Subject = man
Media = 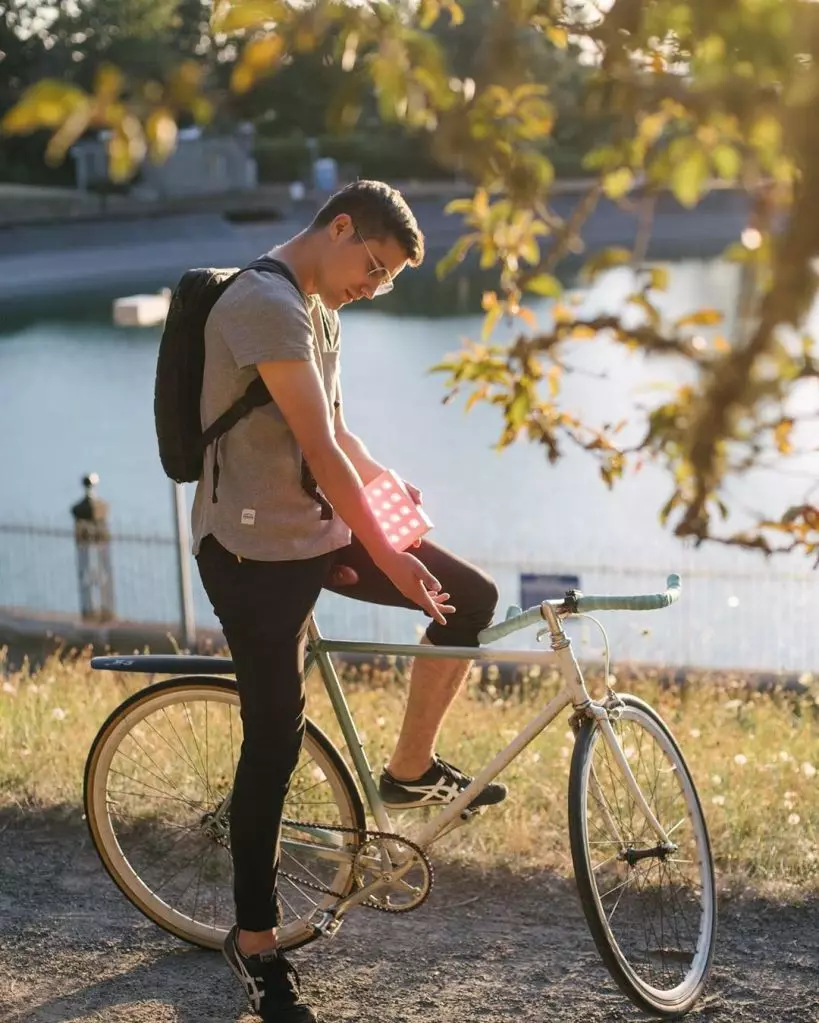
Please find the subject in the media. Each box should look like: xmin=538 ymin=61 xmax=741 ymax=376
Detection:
xmin=193 ymin=179 xmax=505 ymax=1022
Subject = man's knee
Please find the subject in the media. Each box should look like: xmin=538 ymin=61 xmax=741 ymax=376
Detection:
xmin=470 ymin=571 xmax=499 ymax=630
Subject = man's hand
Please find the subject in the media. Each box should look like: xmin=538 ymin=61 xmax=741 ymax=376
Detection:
xmin=377 ymin=550 xmax=454 ymax=625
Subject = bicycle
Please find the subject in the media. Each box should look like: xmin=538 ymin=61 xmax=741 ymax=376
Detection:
xmin=84 ymin=573 xmax=717 ymax=1018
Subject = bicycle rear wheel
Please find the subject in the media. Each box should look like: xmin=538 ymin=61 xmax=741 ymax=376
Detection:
xmin=568 ymin=694 xmax=716 ymax=1017
xmin=84 ymin=675 xmax=365 ymax=951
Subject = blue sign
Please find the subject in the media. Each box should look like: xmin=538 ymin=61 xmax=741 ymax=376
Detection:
xmin=520 ymin=573 xmax=581 ymax=607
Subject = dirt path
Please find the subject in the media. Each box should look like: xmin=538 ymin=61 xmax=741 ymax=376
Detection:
xmin=1 ymin=808 xmax=817 ymax=1023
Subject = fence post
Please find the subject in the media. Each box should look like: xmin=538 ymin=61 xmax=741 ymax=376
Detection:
xmin=70 ymin=473 xmax=115 ymax=621
xmin=172 ymin=482 xmax=197 ymax=650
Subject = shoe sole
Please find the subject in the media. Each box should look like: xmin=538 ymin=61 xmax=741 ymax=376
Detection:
xmin=380 ymin=793 xmax=508 ymax=810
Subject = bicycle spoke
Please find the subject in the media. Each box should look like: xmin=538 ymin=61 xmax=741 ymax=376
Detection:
xmin=572 ymin=699 xmax=715 ymax=1010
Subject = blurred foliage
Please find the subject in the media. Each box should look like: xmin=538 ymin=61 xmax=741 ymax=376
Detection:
xmin=3 ymin=0 xmax=819 ymax=556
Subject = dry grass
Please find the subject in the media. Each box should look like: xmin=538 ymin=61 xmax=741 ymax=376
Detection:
xmin=1 ymin=647 xmax=817 ymax=892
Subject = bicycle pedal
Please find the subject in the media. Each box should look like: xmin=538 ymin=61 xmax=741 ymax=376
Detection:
xmin=307 ymin=907 xmax=344 ymax=939
xmin=459 ymin=806 xmax=487 ymax=821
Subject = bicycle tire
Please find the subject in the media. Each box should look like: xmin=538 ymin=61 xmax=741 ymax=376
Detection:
xmin=84 ymin=674 xmax=366 ymax=952
xmin=568 ymin=694 xmax=717 ymax=1017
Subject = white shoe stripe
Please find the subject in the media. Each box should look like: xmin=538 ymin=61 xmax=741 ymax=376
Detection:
xmin=393 ymin=773 xmax=463 ymax=804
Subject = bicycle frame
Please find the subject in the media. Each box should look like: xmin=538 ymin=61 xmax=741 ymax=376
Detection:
xmin=304 ymin=599 xmax=672 ymax=857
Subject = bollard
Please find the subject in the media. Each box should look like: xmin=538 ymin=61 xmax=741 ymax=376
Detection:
xmin=71 ymin=473 xmax=115 ymax=622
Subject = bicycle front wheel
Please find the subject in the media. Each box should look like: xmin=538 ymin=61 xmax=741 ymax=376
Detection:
xmin=84 ymin=675 xmax=366 ymax=952
xmin=568 ymin=695 xmax=716 ymax=1017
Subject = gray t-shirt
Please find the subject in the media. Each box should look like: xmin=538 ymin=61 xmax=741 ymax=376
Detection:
xmin=191 ymin=261 xmax=352 ymax=561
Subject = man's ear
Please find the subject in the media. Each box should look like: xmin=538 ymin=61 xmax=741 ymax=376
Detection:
xmin=330 ymin=214 xmax=353 ymax=240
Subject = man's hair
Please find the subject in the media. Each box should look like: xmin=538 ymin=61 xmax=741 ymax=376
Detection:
xmin=310 ymin=179 xmax=425 ymax=266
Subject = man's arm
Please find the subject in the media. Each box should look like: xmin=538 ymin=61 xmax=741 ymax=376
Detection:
xmin=255 ymin=358 xmax=448 ymax=621
xmin=334 ymin=402 xmax=386 ymax=485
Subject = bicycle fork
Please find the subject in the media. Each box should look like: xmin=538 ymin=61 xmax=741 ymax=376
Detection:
xmin=544 ymin=601 xmax=677 ymax=855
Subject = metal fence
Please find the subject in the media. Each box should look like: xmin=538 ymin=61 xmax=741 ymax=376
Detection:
xmin=1 ymin=519 xmax=818 ymax=673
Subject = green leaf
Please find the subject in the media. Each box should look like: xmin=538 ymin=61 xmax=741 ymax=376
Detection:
xmin=671 ymin=147 xmax=709 ymax=209
xmin=711 ymin=143 xmax=741 ymax=181
xmin=524 ymin=274 xmax=562 ymax=298
xmin=436 ymin=235 xmax=477 ymax=279
xmin=582 ymin=145 xmax=620 ymax=172
xmin=602 ymin=167 xmax=635 ymax=200
xmin=697 ymin=34 xmax=725 ymax=63
xmin=481 ymin=304 xmax=502 ymax=340
xmin=750 ymin=114 xmax=783 ymax=155
xmin=508 ymin=386 xmax=531 ymax=429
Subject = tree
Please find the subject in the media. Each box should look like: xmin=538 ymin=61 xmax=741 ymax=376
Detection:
xmin=3 ymin=0 xmax=819 ymax=558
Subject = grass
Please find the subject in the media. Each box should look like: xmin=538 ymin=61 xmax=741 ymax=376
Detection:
xmin=1 ymin=647 xmax=817 ymax=893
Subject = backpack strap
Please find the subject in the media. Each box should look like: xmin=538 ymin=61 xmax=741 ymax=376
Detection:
xmin=200 ymin=256 xmax=300 ymax=453
xmin=203 ymin=256 xmax=334 ymax=520
xmin=201 ymin=375 xmax=270 ymax=450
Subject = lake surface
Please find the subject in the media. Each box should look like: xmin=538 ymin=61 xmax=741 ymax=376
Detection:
xmin=2 ymin=259 xmax=818 ymax=672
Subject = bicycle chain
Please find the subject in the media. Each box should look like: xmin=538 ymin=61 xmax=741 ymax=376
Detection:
xmin=279 ymin=819 xmax=434 ymax=914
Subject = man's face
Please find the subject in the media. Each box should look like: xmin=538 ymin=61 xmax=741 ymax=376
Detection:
xmin=317 ymin=214 xmax=410 ymax=310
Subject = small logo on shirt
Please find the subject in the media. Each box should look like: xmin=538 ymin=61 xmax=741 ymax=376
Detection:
xmin=241 ymin=508 xmax=256 ymax=526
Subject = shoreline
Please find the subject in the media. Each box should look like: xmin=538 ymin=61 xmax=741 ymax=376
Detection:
xmin=0 ymin=185 xmax=751 ymax=306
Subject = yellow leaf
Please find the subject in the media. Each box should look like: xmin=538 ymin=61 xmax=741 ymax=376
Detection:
xmin=44 ymin=104 xmax=92 ymax=165
xmin=649 ymin=266 xmax=669 ymax=291
xmin=245 ymin=33 xmax=284 ymax=71
xmin=231 ymin=64 xmax=255 ymax=94
xmin=1 ymin=80 xmax=88 ymax=134
xmin=750 ymin=114 xmax=783 ymax=154
xmin=675 ymin=308 xmax=723 ymax=328
xmin=602 ymin=167 xmax=635 ymax=200
xmin=145 ymin=108 xmax=178 ymax=164
xmin=774 ymin=420 xmax=794 ymax=455
xmin=481 ymin=290 xmax=498 ymax=311
xmin=572 ymin=325 xmax=597 ymax=339
xmin=524 ymin=274 xmax=562 ymax=298
xmin=711 ymin=143 xmax=741 ymax=180
xmin=671 ymin=147 xmax=709 ymax=209
xmin=713 ymin=335 xmax=731 ymax=353
xmin=517 ymin=306 xmax=537 ymax=329
xmin=94 ymin=64 xmax=124 ymax=103
xmin=482 ymin=305 xmax=502 ymax=340
xmin=547 ymin=364 xmax=562 ymax=397
xmin=465 ymin=386 xmax=489 ymax=412
xmin=418 ymin=0 xmax=441 ymax=30
xmin=552 ymin=303 xmax=572 ymax=324
xmin=546 ymin=25 xmax=569 ymax=49
xmin=211 ymin=0 xmax=283 ymax=35
xmin=445 ymin=0 xmax=465 ymax=26
xmin=106 ymin=117 xmax=146 ymax=183
xmin=191 ymin=97 xmax=215 ymax=125
xmin=639 ymin=111 xmax=666 ymax=146
xmin=508 ymin=386 xmax=531 ymax=428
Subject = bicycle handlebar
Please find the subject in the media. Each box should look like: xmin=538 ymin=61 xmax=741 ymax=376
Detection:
xmin=477 ymin=574 xmax=682 ymax=646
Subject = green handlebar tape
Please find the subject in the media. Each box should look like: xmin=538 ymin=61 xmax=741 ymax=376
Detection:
xmin=576 ymin=573 xmax=682 ymax=612
xmin=477 ymin=574 xmax=681 ymax=645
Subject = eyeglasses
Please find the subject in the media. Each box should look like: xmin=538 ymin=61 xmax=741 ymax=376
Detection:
xmin=353 ymin=227 xmax=394 ymax=297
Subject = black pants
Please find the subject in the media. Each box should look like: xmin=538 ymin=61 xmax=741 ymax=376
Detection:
xmin=196 ymin=533 xmax=499 ymax=931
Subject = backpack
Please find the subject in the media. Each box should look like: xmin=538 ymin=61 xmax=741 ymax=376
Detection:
xmin=154 ymin=255 xmax=300 ymax=485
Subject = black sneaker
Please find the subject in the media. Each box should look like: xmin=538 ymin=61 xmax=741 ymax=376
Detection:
xmin=379 ymin=755 xmax=508 ymax=810
xmin=222 ymin=925 xmax=317 ymax=1022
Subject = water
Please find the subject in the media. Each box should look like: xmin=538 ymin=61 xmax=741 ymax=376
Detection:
xmin=2 ymin=259 xmax=818 ymax=672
